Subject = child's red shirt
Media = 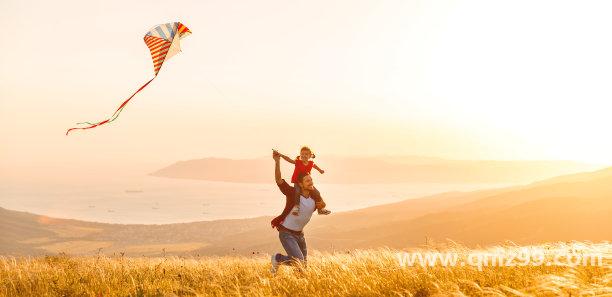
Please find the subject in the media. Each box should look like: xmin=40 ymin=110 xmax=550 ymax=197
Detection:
xmin=291 ymin=158 xmax=314 ymax=184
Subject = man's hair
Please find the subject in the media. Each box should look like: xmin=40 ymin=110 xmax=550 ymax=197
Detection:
xmin=296 ymin=172 xmax=310 ymax=184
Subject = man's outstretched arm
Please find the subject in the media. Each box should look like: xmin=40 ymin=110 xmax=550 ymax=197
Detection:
xmin=273 ymin=150 xmax=294 ymax=196
xmin=273 ymin=151 xmax=283 ymax=185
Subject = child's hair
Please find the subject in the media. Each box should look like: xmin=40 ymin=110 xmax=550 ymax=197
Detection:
xmin=298 ymin=146 xmax=316 ymax=159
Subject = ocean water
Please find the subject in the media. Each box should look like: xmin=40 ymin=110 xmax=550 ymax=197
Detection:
xmin=0 ymin=175 xmax=509 ymax=224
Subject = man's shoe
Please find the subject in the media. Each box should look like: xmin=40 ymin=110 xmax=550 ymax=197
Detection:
xmin=317 ymin=208 xmax=331 ymax=215
xmin=270 ymin=254 xmax=279 ymax=273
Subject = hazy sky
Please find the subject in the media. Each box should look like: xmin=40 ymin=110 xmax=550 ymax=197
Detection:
xmin=2 ymin=0 xmax=612 ymax=180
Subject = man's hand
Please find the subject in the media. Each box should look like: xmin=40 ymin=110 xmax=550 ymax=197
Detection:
xmin=272 ymin=150 xmax=281 ymax=162
xmin=319 ymin=169 xmax=325 ymax=174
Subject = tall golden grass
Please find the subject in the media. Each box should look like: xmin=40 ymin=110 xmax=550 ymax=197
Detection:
xmin=1 ymin=242 xmax=610 ymax=296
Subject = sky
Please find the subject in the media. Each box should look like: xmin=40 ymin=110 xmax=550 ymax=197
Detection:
xmin=2 ymin=0 xmax=612 ymax=181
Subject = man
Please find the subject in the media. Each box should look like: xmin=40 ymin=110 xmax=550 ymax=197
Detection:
xmin=270 ymin=150 xmax=326 ymax=273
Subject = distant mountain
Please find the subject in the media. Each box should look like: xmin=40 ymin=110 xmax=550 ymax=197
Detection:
xmin=2 ymin=166 xmax=611 ymax=256
xmin=150 ymin=156 xmax=596 ymax=184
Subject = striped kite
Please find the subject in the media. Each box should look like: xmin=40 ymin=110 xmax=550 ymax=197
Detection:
xmin=66 ymin=22 xmax=191 ymax=135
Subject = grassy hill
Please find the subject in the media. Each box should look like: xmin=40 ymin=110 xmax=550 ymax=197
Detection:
xmin=1 ymin=167 xmax=611 ymax=257
xmin=1 ymin=242 xmax=609 ymax=296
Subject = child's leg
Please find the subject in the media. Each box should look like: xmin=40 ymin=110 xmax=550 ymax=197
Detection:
xmin=312 ymin=186 xmax=331 ymax=215
xmin=292 ymin=183 xmax=301 ymax=215
xmin=312 ymin=186 xmax=325 ymax=208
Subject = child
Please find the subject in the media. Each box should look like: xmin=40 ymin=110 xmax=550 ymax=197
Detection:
xmin=275 ymin=146 xmax=331 ymax=215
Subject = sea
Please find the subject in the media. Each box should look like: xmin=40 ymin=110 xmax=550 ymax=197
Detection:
xmin=0 ymin=174 xmax=510 ymax=224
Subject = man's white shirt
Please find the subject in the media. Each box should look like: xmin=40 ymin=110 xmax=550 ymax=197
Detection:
xmin=281 ymin=195 xmax=316 ymax=232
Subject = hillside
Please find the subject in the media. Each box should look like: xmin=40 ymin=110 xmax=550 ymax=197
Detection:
xmin=1 ymin=166 xmax=611 ymax=256
xmin=150 ymin=156 xmax=595 ymax=184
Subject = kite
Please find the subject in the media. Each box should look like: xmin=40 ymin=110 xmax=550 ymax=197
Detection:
xmin=66 ymin=22 xmax=191 ymax=135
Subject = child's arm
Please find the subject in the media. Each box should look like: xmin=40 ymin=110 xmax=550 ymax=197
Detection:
xmin=272 ymin=149 xmax=295 ymax=164
xmin=280 ymin=153 xmax=296 ymax=164
xmin=313 ymin=164 xmax=325 ymax=174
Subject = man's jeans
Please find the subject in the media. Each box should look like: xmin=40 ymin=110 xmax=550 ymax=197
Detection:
xmin=277 ymin=230 xmax=307 ymax=265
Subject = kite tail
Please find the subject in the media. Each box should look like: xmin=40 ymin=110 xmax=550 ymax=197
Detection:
xmin=65 ymin=77 xmax=156 ymax=135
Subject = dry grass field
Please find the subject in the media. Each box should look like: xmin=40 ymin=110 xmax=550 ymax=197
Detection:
xmin=1 ymin=241 xmax=609 ymax=296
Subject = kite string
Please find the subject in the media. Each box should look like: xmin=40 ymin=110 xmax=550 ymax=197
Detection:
xmin=109 ymin=76 xmax=156 ymax=121
xmin=66 ymin=76 xmax=156 ymax=135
